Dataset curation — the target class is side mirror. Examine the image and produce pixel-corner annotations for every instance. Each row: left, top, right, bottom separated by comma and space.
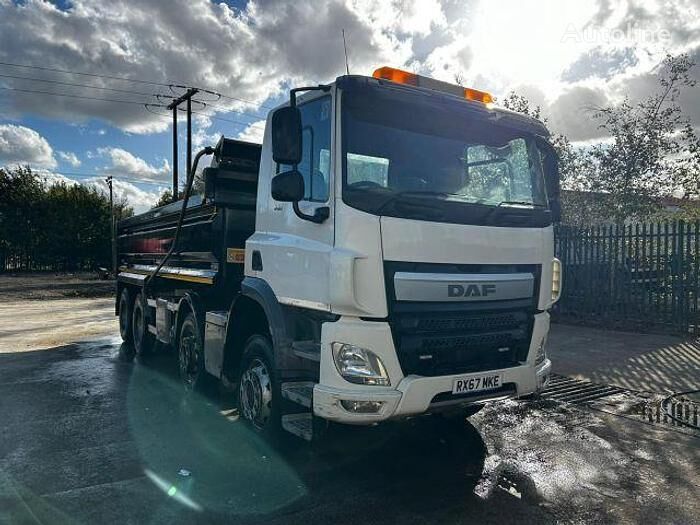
271, 107, 302, 165
271, 170, 304, 202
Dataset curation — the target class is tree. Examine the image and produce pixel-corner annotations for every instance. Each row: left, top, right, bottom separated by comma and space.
587, 53, 700, 223
153, 189, 173, 208
0, 165, 132, 271
501, 53, 699, 225
501, 91, 544, 121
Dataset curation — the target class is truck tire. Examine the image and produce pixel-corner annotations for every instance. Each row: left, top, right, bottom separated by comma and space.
238, 335, 280, 435
132, 291, 154, 355
118, 288, 132, 343
177, 312, 213, 392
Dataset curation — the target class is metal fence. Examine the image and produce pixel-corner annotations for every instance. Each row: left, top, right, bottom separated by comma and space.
0, 248, 102, 273
554, 221, 700, 336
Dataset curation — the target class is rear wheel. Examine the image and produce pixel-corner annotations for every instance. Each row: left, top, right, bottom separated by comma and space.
177, 312, 212, 391
132, 292, 154, 356
238, 335, 280, 434
118, 288, 132, 343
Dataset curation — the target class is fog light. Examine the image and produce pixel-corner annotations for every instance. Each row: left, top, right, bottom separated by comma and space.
332, 343, 390, 386
535, 338, 547, 365
340, 400, 385, 413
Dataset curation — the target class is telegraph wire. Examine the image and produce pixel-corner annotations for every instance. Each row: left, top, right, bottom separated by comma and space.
0, 72, 165, 98
0, 75, 268, 121
0, 60, 171, 88
145, 103, 266, 129
0, 86, 265, 129
0, 85, 153, 105
0, 60, 276, 111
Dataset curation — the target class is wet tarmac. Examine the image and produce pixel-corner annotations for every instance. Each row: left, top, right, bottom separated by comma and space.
1, 338, 698, 525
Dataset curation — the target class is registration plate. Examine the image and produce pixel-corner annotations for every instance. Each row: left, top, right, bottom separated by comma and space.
452, 374, 503, 394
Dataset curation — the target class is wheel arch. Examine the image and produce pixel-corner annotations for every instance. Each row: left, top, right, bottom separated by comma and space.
222, 277, 290, 379
174, 292, 206, 342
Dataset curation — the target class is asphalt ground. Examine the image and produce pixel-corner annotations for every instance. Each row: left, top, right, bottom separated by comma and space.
1, 334, 698, 525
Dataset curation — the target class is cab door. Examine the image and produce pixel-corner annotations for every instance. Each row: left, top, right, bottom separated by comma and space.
248, 91, 336, 311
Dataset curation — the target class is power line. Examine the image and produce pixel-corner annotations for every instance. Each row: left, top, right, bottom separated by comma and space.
0, 85, 265, 129
0, 60, 170, 88
146, 103, 265, 129
0, 75, 268, 122
0, 60, 276, 111
0, 72, 165, 98
0, 85, 152, 105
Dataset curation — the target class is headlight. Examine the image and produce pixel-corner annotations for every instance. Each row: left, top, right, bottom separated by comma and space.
535, 337, 547, 365
332, 343, 390, 386
551, 257, 562, 304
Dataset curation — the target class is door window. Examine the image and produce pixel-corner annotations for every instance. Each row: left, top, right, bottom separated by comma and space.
278, 96, 332, 202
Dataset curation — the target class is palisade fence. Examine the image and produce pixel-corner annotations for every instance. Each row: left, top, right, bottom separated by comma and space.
554, 221, 700, 336
0, 248, 106, 273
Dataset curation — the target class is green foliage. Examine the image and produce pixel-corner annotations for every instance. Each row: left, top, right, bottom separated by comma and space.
503, 53, 700, 226
0, 166, 132, 271
587, 53, 700, 224
153, 189, 174, 208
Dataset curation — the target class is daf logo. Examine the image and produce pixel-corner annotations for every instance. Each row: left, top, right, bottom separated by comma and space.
448, 283, 496, 297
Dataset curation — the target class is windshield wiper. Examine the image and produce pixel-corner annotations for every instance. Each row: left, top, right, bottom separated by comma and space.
496, 200, 546, 208
375, 191, 462, 215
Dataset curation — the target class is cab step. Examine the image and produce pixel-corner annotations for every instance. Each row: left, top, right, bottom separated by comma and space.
281, 381, 314, 409
281, 413, 313, 441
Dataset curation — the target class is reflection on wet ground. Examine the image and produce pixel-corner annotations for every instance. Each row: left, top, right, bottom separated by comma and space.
0, 339, 698, 524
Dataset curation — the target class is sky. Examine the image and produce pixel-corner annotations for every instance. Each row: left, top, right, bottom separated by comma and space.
0, 0, 699, 212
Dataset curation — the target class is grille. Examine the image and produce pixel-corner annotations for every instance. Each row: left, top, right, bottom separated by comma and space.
403, 311, 526, 333
385, 262, 540, 377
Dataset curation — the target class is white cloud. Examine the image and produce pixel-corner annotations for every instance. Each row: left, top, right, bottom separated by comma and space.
0, 0, 412, 134
547, 85, 610, 141
236, 120, 266, 144
0, 0, 697, 145
0, 124, 57, 168
82, 177, 163, 213
98, 147, 170, 180
58, 150, 81, 167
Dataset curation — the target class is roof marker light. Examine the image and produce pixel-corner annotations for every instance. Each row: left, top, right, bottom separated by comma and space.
372, 66, 494, 105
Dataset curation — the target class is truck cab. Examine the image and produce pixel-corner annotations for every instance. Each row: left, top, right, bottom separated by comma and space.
116, 67, 561, 440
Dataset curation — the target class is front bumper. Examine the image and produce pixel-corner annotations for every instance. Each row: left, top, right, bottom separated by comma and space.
313, 312, 552, 425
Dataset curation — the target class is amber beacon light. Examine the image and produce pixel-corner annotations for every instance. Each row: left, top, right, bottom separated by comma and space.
372, 66, 494, 104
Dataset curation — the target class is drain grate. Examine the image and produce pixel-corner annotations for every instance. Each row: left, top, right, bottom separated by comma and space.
541, 374, 624, 404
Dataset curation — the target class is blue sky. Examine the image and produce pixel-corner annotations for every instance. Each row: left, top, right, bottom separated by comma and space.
1, 0, 698, 211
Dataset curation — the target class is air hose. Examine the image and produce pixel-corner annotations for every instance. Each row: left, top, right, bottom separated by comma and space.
144, 146, 215, 290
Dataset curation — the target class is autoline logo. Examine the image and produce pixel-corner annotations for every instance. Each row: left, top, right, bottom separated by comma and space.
448, 284, 496, 298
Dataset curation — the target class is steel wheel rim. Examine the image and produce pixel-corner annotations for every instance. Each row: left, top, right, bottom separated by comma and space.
239, 358, 272, 429
179, 325, 199, 385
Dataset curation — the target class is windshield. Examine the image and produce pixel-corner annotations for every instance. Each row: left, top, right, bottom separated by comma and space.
342, 86, 551, 226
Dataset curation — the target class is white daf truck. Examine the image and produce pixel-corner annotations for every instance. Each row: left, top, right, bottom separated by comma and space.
116, 67, 561, 441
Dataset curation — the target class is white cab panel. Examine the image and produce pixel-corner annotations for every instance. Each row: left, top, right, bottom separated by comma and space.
381, 217, 554, 310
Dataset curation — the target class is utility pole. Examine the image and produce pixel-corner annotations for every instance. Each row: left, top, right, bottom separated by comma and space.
172, 107, 178, 200
105, 176, 116, 276
167, 88, 199, 201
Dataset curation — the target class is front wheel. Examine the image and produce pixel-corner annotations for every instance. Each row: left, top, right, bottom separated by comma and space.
238, 335, 280, 434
